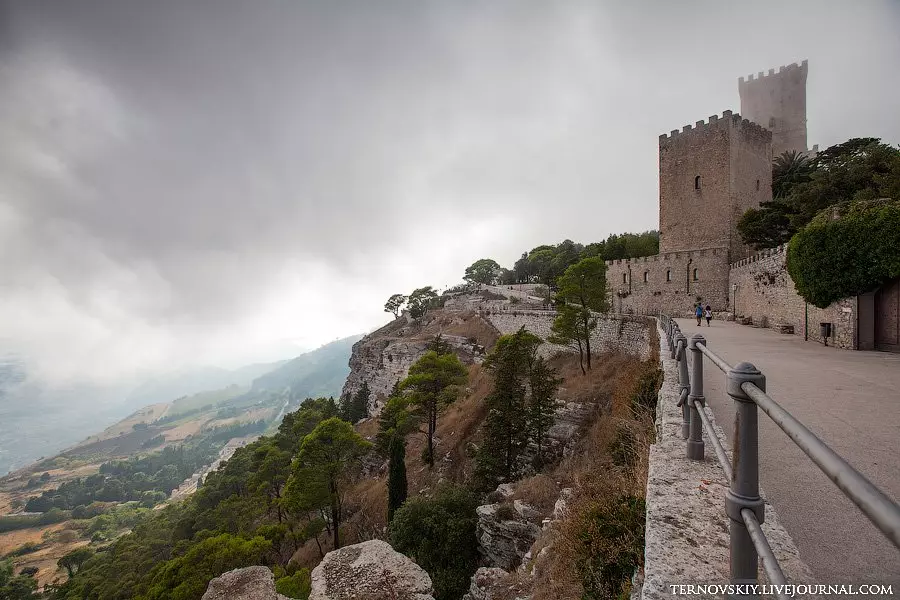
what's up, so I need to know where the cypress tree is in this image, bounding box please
[387,434,408,523]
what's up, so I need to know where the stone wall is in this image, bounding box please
[483,310,653,361]
[729,245,857,349]
[641,321,817,599]
[605,248,731,317]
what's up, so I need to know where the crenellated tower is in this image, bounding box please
[658,111,773,263]
[738,60,808,157]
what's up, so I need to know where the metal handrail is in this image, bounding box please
[657,313,900,595]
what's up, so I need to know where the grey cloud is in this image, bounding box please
[1,0,898,380]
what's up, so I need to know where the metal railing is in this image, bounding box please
[658,315,900,598]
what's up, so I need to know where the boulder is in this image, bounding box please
[475,504,542,571]
[309,539,434,600]
[461,567,509,600]
[201,566,290,600]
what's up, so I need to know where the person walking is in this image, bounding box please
[695,304,703,326]
[704,304,712,326]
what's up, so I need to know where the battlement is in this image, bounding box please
[729,244,788,269]
[659,110,772,143]
[605,247,727,267]
[738,60,808,87]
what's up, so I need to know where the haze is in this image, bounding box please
[2,0,899,384]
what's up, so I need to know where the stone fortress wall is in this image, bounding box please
[729,245,856,349]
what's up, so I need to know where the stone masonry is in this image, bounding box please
[739,61,809,157]
[729,245,856,349]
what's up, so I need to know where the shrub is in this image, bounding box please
[390,485,479,600]
[787,199,900,308]
[495,502,517,522]
[4,542,41,558]
[630,367,662,421]
[275,568,311,599]
[576,495,646,600]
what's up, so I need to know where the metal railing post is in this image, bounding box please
[669,321,677,359]
[687,335,706,460]
[675,334,690,439]
[725,362,766,595]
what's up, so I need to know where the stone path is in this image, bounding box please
[676,318,900,586]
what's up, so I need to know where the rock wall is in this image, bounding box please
[729,245,856,349]
[484,310,653,361]
[641,320,817,600]
[201,566,289,600]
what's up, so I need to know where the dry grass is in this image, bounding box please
[511,475,559,517]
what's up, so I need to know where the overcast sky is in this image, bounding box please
[1,0,898,384]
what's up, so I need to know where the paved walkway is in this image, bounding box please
[675,319,900,586]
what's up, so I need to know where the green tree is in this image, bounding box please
[464,258,501,286]
[555,257,608,370]
[285,418,372,549]
[407,286,439,319]
[548,304,595,375]
[773,150,815,199]
[275,568,312,599]
[349,382,370,423]
[384,294,407,319]
[475,329,542,489]
[144,533,271,600]
[737,201,796,251]
[400,351,468,468]
[386,435,408,523]
[528,357,562,469]
[787,199,900,308]
[377,395,417,522]
[0,559,38,600]
[58,547,94,578]
[390,485,479,600]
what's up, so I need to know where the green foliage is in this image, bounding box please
[407,286,439,319]
[630,367,662,422]
[348,382,371,423]
[384,293,407,319]
[387,435,408,523]
[143,534,271,600]
[548,304,595,375]
[475,328,555,489]
[787,199,900,308]
[4,542,41,558]
[0,508,69,533]
[464,258,502,285]
[576,495,646,600]
[400,351,468,467]
[275,568,311,599]
[390,485,479,600]
[285,418,372,549]
[58,547,95,578]
[527,357,562,470]
[739,138,900,249]
[554,257,608,371]
[0,559,38,600]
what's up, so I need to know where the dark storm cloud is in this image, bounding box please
[1,0,898,379]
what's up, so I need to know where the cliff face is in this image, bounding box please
[340,307,496,415]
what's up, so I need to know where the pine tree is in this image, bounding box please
[349,382,370,423]
[527,357,562,469]
[387,434,408,523]
[474,328,541,490]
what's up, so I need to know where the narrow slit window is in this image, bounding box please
[622,273,627,284]
[693,268,699,281]
[694,175,701,190]
[666,269,671,282]
[643,271,649,283]
[756,179,760,191]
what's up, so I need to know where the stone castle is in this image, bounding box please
[606,62,823,328]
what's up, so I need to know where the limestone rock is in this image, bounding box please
[461,567,509,600]
[201,566,290,600]
[475,504,542,571]
[309,539,434,600]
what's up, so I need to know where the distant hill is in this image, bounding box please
[251,335,363,399]
[125,360,286,408]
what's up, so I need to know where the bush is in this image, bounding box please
[390,485,480,600]
[787,199,900,308]
[630,368,662,422]
[576,495,646,600]
[4,542,41,558]
[275,568,311,599]
[495,502,517,522]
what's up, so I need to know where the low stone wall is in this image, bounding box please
[641,321,816,599]
[729,245,856,349]
[484,311,653,361]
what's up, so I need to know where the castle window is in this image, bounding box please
[769,117,776,128]
[666,269,671,282]
[756,179,760,191]
[643,271,649,283]
[622,273,627,284]
[694,175,701,190]
[693,268,699,281]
